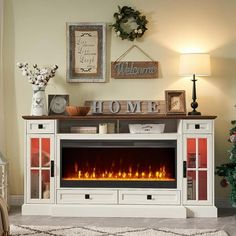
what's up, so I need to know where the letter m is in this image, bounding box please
[127,101,141,113]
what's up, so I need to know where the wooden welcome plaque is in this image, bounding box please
[111,61,158,79]
[85,100,166,115]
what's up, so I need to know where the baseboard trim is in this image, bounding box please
[10,195,233,209]
[22,204,187,218]
[10,195,24,206]
[215,199,233,208]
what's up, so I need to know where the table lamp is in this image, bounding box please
[179,53,211,115]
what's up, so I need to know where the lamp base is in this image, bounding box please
[188,110,201,115]
[189,98,201,116]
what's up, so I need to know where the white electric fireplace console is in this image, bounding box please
[22,115,217,218]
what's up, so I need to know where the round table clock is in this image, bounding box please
[48,95,69,115]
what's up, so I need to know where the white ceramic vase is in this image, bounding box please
[31,85,47,116]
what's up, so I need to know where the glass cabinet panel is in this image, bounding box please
[198,138,207,168]
[187,139,196,168]
[41,138,50,167]
[31,138,39,167]
[42,170,50,199]
[199,171,207,200]
[187,171,196,200]
[185,137,209,203]
[28,136,53,202]
[31,170,39,199]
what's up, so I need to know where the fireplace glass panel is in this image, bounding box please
[61,140,176,188]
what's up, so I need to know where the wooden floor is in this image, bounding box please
[9,207,236,236]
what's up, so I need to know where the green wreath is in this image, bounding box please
[112,6,148,41]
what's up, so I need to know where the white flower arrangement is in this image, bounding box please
[17,62,58,87]
[116,31,121,36]
[137,29,142,34]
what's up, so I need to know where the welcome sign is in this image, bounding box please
[111,61,158,79]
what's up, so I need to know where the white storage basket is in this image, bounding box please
[129,124,165,134]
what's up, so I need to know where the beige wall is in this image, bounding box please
[0,0,5,155]
[3,0,236,202]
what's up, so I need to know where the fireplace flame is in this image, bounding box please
[64,164,175,181]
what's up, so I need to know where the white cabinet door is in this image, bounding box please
[26,134,55,203]
[183,134,213,205]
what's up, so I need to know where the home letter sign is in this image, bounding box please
[85,100,166,115]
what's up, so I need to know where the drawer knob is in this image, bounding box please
[195,124,200,129]
[147,195,152,200]
[38,124,43,129]
[85,194,90,199]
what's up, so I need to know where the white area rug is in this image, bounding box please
[10,225,228,236]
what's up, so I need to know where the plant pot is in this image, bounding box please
[31,85,47,116]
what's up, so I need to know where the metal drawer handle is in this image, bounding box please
[51,161,54,177]
[147,195,152,200]
[183,161,187,178]
[85,194,90,199]
[38,124,44,129]
[195,124,200,129]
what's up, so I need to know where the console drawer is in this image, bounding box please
[183,120,212,134]
[119,190,180,205]
[57,190,118,204]
[27,120,55,134]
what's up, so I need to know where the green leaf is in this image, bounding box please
[112,5,148,41]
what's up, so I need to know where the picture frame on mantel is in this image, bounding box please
[67,22,106,83]
[165,90,186,115]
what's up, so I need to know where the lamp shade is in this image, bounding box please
[179,53,211,76]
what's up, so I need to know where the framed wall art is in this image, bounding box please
[67,22,106,83]
[48,95,69,115]
[165,90,186,115]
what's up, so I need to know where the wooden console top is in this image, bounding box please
[22,115,217,120]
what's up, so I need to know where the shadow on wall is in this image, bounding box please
[3,0,22,195]
[209,55,236,202]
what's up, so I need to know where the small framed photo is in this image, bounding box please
[48,95,69,115]
[67,22,106,83]
[165,90,186,114]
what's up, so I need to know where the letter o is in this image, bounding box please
[109,101,121,113]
